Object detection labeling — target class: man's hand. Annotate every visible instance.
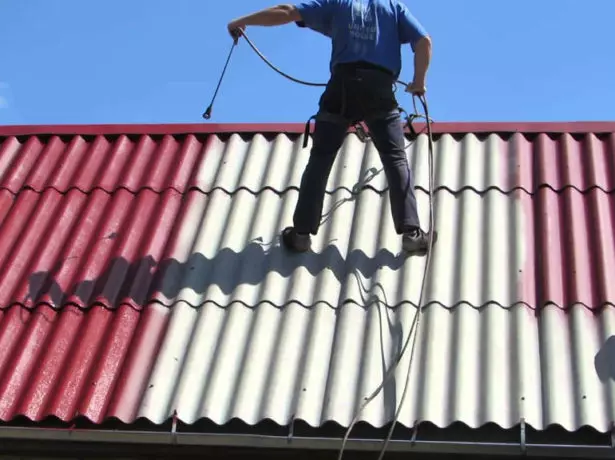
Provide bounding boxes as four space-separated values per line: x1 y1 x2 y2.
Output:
227 19 246 42
405 81 426 96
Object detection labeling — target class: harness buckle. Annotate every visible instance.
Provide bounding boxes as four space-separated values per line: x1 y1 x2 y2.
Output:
354 122 369 142
399 107 419 139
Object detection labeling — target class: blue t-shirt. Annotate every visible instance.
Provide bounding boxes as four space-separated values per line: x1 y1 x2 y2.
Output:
294 0 428 78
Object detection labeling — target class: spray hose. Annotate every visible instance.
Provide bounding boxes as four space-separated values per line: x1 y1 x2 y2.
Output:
203 30 437 460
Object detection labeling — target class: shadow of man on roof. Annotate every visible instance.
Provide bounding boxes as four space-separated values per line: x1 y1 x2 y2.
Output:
154 239 407 300
595 335 615 382
20 164 406 310
22 239 408 311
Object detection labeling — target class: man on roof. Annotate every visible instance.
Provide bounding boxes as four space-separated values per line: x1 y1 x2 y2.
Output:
227 0 435 255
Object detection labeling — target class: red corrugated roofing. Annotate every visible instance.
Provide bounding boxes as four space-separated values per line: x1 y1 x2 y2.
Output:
0 304 168 423
0 188 189 311
0 122 614 432
1 124 615 194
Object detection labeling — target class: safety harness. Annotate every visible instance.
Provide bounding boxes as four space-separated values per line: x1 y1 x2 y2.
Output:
204 34 433 148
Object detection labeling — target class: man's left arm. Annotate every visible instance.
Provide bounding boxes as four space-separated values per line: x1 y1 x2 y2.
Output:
227 4 303 38
228 1 333 38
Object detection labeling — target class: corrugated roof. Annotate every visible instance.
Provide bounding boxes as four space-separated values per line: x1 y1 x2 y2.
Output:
0 122 614 438
2 301 615 433
2 125 615 193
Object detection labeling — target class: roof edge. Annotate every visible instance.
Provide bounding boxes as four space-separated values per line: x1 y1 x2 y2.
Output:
0 424 612 459
1 121 614 137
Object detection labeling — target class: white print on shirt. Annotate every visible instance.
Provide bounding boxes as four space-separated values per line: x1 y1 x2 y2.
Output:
349 0 376 42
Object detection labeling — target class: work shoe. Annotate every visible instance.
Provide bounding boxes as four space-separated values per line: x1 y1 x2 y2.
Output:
281 226 311 253
402 227 437 254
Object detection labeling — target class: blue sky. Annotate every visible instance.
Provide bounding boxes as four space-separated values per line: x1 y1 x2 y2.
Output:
1 0 613 125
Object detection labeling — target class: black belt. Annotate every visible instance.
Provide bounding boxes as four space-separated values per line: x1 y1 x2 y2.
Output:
334 61 395 77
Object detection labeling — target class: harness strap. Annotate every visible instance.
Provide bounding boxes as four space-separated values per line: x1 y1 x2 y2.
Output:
398 107 419 139
303 112 372 148
303 71 413 148
303 115 316 148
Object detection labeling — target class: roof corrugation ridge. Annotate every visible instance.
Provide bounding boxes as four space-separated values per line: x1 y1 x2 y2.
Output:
2 298 615 313
2 184 615 195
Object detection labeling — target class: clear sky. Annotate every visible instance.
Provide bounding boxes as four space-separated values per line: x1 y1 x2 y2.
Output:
1 0 613 125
